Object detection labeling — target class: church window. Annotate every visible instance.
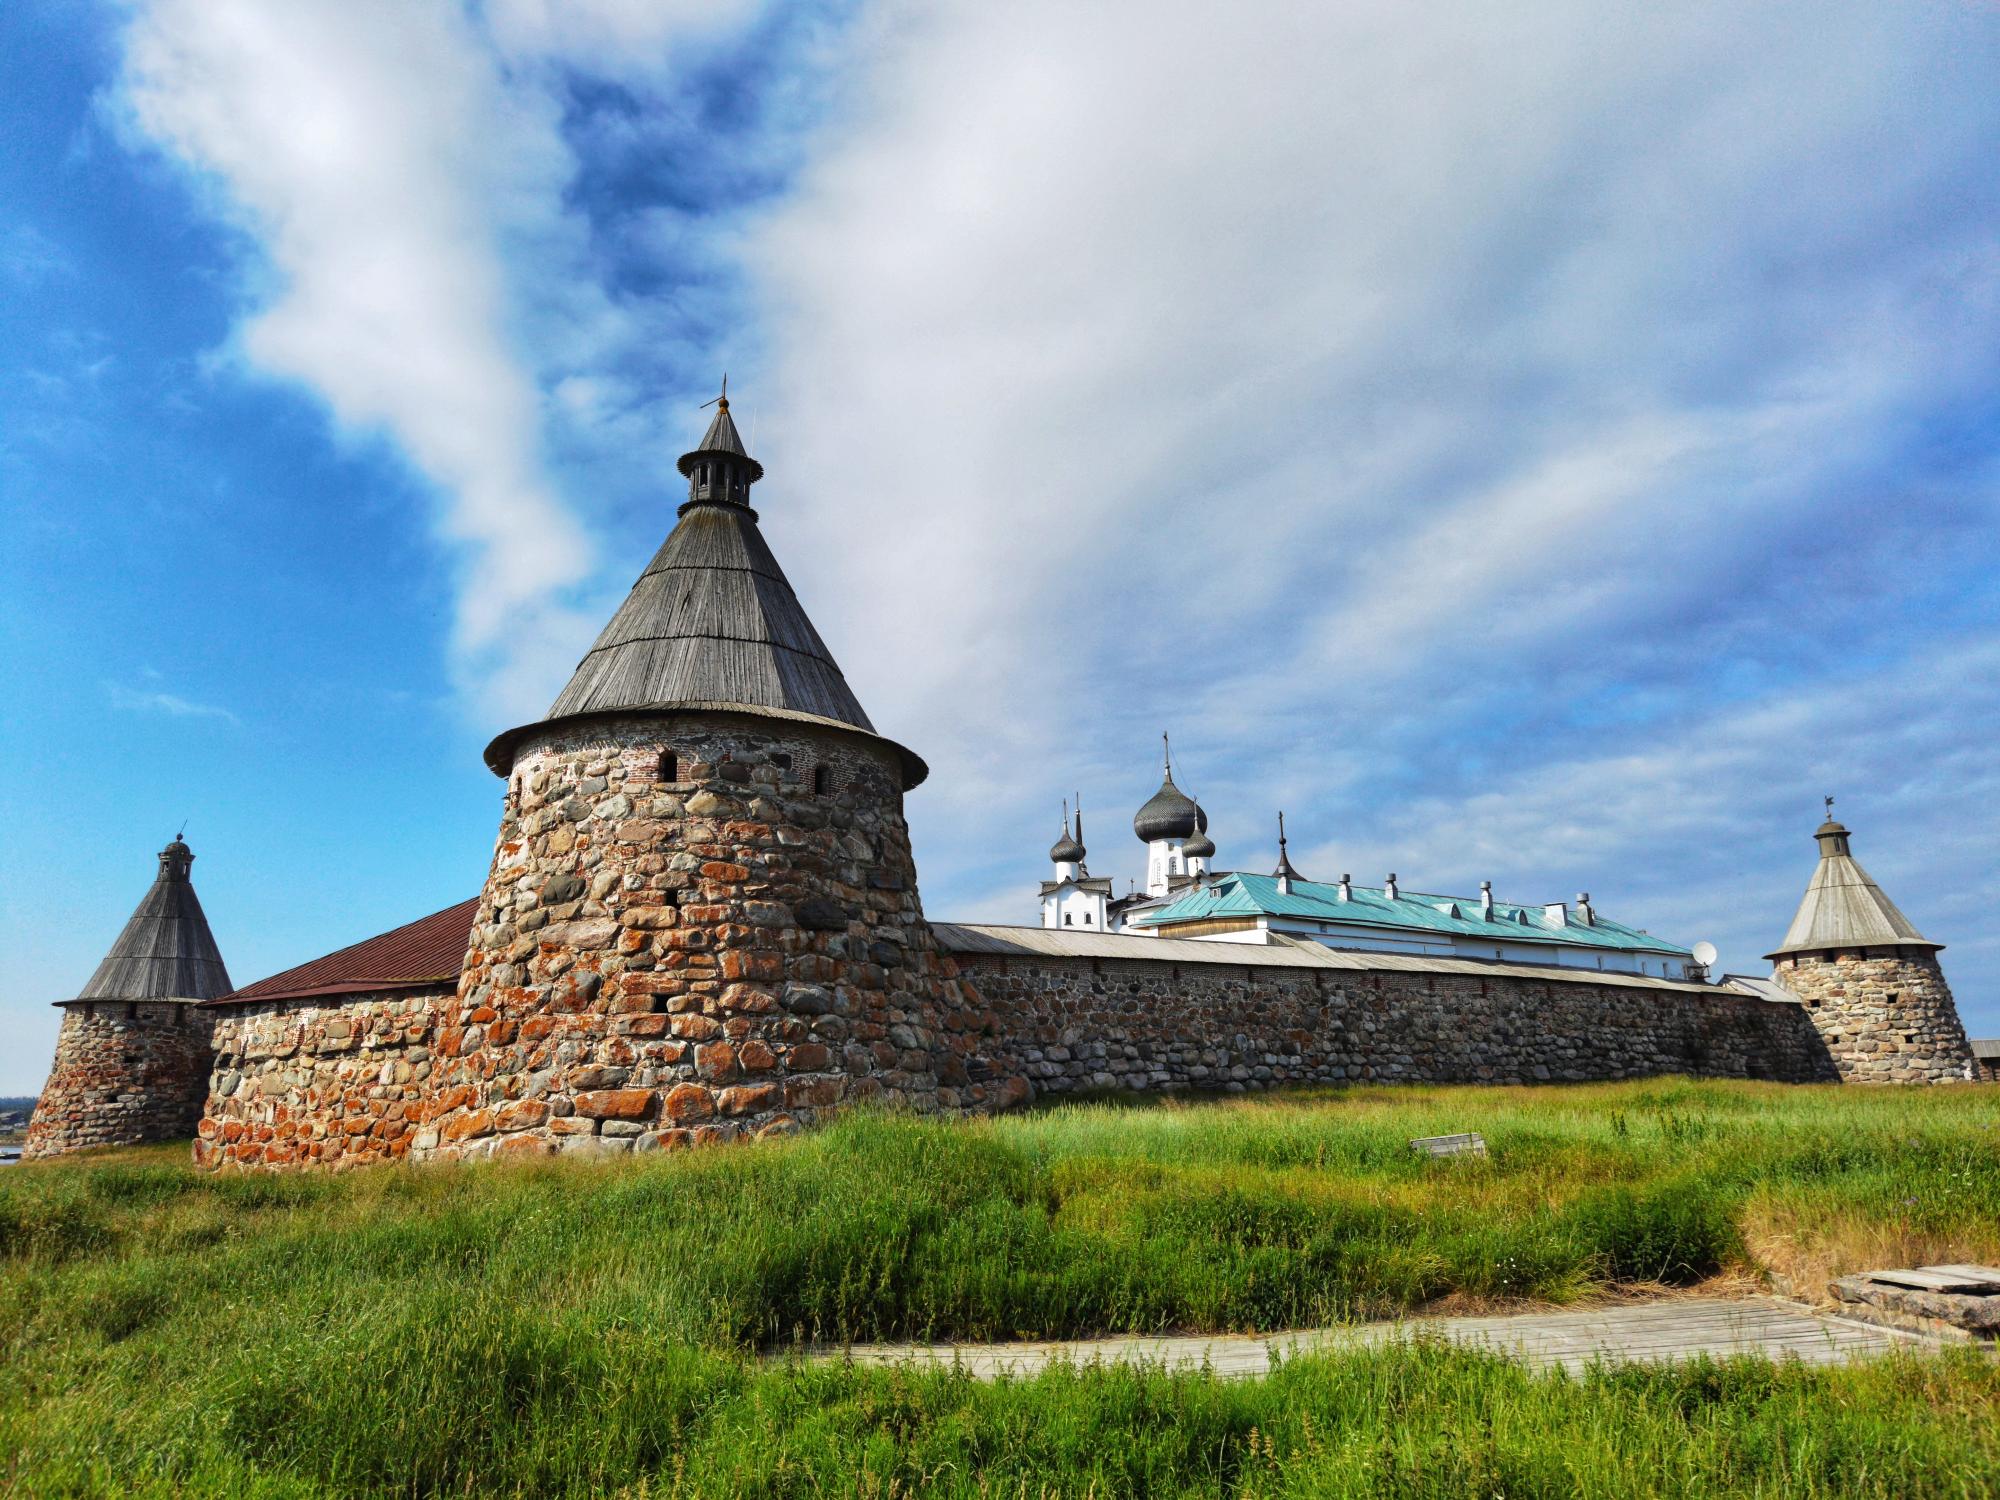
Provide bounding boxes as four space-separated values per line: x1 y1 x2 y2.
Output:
1083 911 1093 925
1063 913 1073 926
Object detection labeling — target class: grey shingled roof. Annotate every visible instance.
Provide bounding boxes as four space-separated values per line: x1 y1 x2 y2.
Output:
676 401 762 480
1766 821 1939 958
484 401 924 783
71 841 232 1003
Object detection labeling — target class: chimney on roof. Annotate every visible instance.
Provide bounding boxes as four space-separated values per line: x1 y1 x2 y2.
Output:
1480 880 1493 919
1338 873 1352 902
1576 892 1594 925
1384 873 1399 900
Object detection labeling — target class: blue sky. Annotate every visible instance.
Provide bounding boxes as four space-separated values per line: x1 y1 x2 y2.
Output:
3 0 1997 1094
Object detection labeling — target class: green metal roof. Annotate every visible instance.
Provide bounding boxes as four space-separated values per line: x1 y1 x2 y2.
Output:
1132 872 1691 956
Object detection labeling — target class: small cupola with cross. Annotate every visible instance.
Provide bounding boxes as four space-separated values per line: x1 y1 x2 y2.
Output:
677 377 765 512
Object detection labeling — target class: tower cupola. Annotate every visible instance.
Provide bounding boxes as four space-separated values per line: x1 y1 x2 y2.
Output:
482 380 924 787
1767 801 1939 959
676 379 764 511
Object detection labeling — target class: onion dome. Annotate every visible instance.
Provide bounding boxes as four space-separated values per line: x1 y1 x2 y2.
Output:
1182 809 1215 861
1050 801 1086 865
1272 811 1302 882
1133 733 1199 842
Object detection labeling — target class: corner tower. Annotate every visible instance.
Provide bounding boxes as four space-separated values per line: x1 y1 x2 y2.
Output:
23 839 229 1159
421 391 1019 1158
1767 809 1974 1084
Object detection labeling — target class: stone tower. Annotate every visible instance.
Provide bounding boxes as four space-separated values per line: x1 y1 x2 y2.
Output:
1767 814 1974 1083
23 839 231 1159
417 392 1020 1159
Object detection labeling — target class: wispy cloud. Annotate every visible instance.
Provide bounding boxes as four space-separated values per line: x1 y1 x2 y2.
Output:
91 1 2000 1025
107 681 239 724
1 224 75 284
114 0 608 720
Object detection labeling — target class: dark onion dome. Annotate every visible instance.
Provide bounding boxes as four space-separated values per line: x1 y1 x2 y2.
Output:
1050 805 1085 864
1182 816 1216 861
1134 771 1199 842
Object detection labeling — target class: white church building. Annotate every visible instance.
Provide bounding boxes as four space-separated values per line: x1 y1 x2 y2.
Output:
1038 739 1700 982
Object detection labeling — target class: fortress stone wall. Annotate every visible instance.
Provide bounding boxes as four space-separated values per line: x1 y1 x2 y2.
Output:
187 938 1850 1169
1773 951 1975 1084
23 1001 216 1161
408 712 1025 1162
194 990 438 1171
955 950 1840 1092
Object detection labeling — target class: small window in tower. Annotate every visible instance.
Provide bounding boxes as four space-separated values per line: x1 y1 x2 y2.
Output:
660 750 681 783
813 765 834 796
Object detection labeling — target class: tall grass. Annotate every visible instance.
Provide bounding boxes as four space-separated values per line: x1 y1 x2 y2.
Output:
4 1080 1999 1495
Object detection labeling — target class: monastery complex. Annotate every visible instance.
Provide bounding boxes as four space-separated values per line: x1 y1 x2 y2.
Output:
22 397 1986 1164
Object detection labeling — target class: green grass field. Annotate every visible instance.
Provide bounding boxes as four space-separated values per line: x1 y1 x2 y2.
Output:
4 1080 1999 1496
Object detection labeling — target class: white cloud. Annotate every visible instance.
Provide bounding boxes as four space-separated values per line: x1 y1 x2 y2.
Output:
115 0 611 719
95 0 2000 1021
107 680 240 724
738 2 2000 933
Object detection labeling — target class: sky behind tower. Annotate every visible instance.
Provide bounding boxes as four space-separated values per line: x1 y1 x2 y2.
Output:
3 1 1998 1092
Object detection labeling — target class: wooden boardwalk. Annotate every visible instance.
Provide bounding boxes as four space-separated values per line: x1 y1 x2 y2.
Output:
819 1297 1945 1380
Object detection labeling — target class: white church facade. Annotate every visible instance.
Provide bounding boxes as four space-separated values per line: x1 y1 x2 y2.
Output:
1040 739 1700 982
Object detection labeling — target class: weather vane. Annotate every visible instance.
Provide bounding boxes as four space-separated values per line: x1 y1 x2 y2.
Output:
1824 794 1835 821
699 373 728 411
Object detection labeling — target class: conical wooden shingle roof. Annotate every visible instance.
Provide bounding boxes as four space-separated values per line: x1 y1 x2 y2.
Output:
74 840 233 1002
484 393 924 783
1765 819 1940 958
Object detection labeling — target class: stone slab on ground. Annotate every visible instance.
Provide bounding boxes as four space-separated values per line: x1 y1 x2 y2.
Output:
814 1297 1947 1381
1831 1267 2000 1341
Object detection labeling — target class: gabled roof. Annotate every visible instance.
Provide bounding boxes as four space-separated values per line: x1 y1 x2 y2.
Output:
72 840 233 1002
1766 820 1938 958
484 398 924 784
213 897 478 1006
1131 871 1690 955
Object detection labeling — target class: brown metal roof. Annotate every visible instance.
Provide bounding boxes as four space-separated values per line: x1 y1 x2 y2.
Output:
213 898 477 1005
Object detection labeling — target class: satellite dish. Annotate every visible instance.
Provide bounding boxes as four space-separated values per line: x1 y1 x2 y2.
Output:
1691 941 1719 969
